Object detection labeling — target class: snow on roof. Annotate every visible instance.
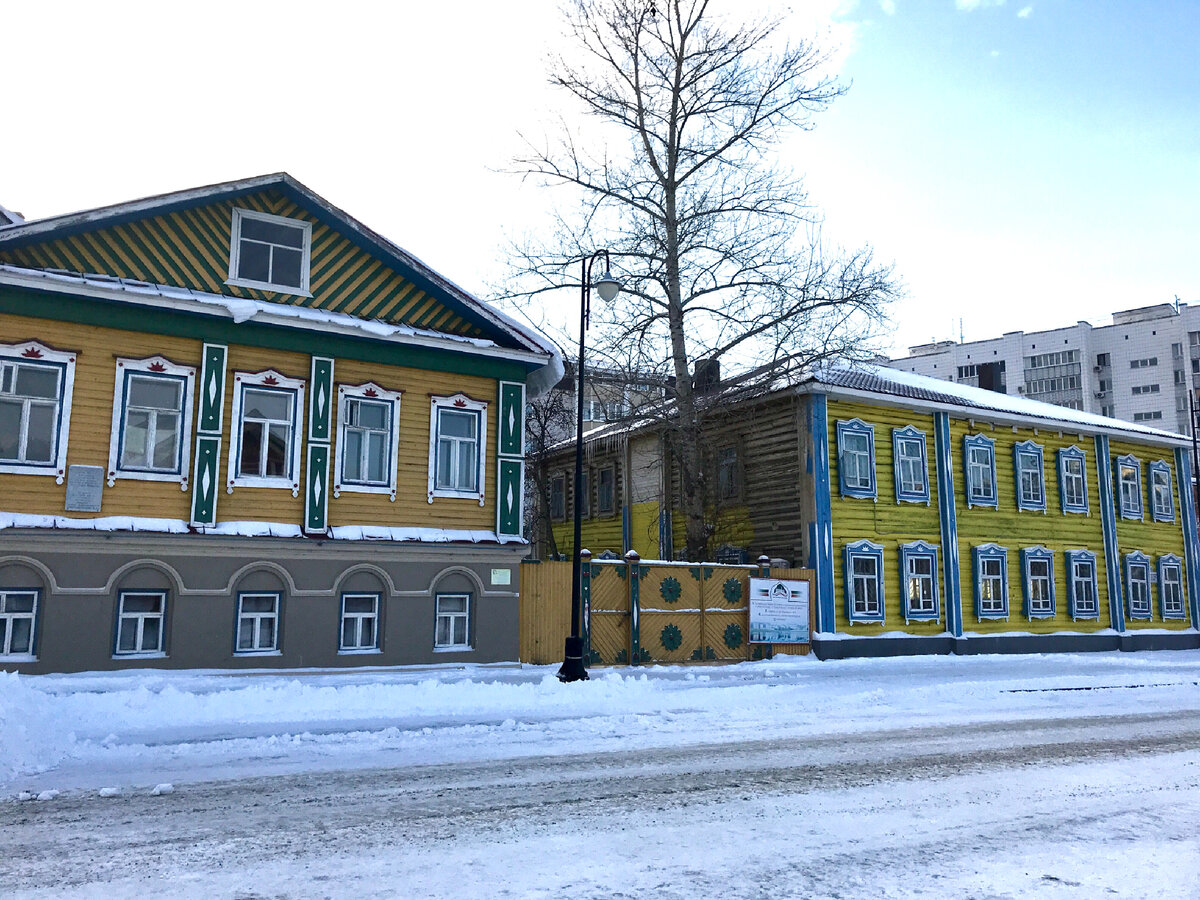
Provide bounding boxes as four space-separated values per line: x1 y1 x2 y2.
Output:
544 359 1189 453
0 173 561 371
0 262 522 354
809 362 1187 444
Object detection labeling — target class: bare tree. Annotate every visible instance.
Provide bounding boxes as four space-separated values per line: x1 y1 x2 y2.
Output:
505 0 897 560
524 376 576 558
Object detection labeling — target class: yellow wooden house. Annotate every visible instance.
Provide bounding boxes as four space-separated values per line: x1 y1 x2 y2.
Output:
545 363 1200 657
0 174 559 673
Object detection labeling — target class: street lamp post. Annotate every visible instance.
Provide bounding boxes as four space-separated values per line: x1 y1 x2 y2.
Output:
558 250 622 683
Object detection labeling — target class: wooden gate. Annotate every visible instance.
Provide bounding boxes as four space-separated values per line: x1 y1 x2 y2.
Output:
519 557 814 666
588 560 631 665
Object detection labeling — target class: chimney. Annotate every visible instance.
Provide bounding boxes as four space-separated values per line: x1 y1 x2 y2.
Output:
0 203 25 228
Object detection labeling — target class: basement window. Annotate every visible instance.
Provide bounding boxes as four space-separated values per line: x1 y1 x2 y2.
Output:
228 208 312 295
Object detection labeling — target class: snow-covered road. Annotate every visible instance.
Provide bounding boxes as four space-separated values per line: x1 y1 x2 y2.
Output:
4 652 1200 897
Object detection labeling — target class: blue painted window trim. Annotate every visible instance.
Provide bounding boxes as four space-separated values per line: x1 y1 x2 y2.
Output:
1056 445 1089 515
892 426 930 504
963 433 998 509
1116 454 1143 520
973 543 1009 620
1064 550 1100 620
1013 441 1046 512
1020 546 1056 619
1124 551 1152 620
844 539 885 624
1157 554 1185 620
899 540 939 622
1149 460 1175 523
836 419 876 499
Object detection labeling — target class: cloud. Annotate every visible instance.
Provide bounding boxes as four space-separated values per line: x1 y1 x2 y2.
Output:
1017 4 1033 16
990 49 1000 56
879 0 896 14
954 0 1005 10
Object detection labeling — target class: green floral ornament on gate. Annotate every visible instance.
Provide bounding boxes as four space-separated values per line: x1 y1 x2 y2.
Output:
660 623 683 651
660 576 682 603
723 577 742 604
724 623 743 650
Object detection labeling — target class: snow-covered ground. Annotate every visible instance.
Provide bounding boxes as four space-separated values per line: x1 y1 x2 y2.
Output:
4 651 1200 897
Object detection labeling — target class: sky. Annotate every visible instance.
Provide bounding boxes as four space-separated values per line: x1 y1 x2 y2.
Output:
2 0 1196 358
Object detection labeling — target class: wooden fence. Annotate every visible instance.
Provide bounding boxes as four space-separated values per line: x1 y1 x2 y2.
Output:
519 555 815 666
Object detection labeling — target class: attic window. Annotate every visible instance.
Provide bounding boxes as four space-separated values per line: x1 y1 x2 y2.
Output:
228 208 312 295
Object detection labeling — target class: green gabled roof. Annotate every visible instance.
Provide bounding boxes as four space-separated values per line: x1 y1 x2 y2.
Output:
0 173 541 353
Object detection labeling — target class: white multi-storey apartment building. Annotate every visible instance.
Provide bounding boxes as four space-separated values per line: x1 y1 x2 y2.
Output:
890 302 1200 436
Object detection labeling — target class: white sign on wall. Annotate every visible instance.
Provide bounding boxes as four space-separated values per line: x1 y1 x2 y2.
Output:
749 578 811 644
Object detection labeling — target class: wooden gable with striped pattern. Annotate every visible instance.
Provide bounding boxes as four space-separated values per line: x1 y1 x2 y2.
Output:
0 188 485 338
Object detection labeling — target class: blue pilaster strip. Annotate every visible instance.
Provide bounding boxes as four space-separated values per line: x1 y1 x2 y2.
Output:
1095 435 1125 632
934 412 963 637
1174 448 1200 630
810 393 835 633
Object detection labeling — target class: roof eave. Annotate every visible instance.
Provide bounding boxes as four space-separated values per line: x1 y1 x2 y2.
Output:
798 380 1190 448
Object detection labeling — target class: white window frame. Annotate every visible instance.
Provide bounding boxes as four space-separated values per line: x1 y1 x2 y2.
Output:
0 588 38 659
333 382 402 501
1124 551 1152 620
1158 555 1185 620
226 207 313 296
899 540 939 623
836 419 876 499
963 433 997 509
0 340 77 483
235 592 281 654
427 393 487 505
1116 454 1143 520
1020 546 1056 619
1057 445 1089 515
339 592 381 653
1149 460 1175 523
1065 550 1100 620
974 543 1009 620
434 593 471 651
106 356 196 488
844 539 885 624
892 426 929 504
1013 441 1046 512
114 590 167 657
227 370 306 495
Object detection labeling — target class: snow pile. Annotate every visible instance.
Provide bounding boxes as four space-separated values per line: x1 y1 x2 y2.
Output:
0 671 76 781
4 653 1200 793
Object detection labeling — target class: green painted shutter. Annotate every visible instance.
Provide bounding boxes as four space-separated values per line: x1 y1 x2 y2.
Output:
497 459 523 535
190 344 227 527
499 381 525 457
496 381 525 538
304 357 334 534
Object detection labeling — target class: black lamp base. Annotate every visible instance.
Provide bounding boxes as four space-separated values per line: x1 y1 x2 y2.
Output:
557 635 589 682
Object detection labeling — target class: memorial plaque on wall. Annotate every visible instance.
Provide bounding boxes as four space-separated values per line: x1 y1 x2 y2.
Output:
65 465 105 512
